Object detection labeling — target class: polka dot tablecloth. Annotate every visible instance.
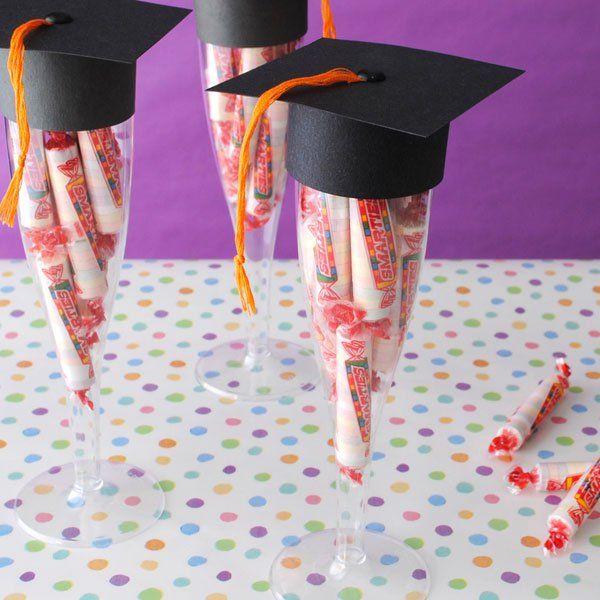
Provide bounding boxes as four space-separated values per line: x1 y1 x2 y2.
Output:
0 259 598 600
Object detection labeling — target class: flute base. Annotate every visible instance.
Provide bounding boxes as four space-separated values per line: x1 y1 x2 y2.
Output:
196 338 319 401
14 461 165 548
270 529 430 600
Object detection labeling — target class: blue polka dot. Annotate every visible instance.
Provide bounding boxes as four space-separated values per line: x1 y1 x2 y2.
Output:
413 404 428 413
197 453 214 463
282 535 300 547
128 358 143 366
249 496 266 507
572 404 587 413
478 277 492 284
211 298 224 305
372 452 385 461
497 349 512 357
23 427 40 437
431 358 446 366
251 406 267 415
188 555 207 567
429 495 446 506
555 284 568 292
366 522 385 532
491 297 504 305
448 435 465 444
140 285 154 293
25 454 41 463
380 554 399 565
107 332 120 340
190 426 207 436
280 285 293 292
544 331 558 339
205 278 218 285
112 437 129 447
281 436 298 446
469 534 488 546
180 523 200 535
512 370 527 378
538 450 554 459
570 553 588 564
0 525 13 536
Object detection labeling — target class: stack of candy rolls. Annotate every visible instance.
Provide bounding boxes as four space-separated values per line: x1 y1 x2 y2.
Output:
204 41 297 230
506 462 593 494
544 457 600 556
8 124 126 409
298 185 430 483
488 359 571 458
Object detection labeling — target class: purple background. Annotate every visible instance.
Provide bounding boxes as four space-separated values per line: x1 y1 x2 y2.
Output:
0 0 598 259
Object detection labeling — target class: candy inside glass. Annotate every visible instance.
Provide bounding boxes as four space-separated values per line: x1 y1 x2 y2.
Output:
6 119 165 547
270 184 432 599
195 40 319 401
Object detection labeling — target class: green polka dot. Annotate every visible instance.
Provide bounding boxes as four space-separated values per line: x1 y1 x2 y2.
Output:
100 387 112 396
5 392 24 403
535 585 559 599
404 537 424 549
226 360 242 368
175 319 193 328
448 578 467 590
252 581 270 592
166 393 184 403
118 521 139 533
222 439 240 449
0 349 14 357
30 318 47 328
370 576 387 586
529 359 545 367
135 425 153 435
305 520 325 532
414 386 428 394
556 436 574 446
51 439 70 449
429 471 445 480
158 276 174 284
338 587 363 600
464 319 480 327
542 313 555 320
113 313 127 321
255 473 271 482
53 580 73 591
568 275 582 283
138 588 163 600
433 275 447 283
483 392 501 401
21 276 33 284
215 538 235 551
569 386 583 394
390 437 408 447
507 286 521 294
301 424 319 434
448 348 463 357
256 386 272 395
25 540 45 552
158 480 175 492
149 349 165 357
488 518 508 531
466 423 484 433
589 535 600 547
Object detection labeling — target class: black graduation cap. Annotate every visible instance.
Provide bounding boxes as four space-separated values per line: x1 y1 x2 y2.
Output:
195 0 307 49
211 38 524 198
0 0 190 131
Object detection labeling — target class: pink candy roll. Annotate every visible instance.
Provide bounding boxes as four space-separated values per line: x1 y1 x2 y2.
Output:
488 359 571 458
349 199 398 321
506 462 593 494
77 128 124 234
205 44 238 120
544 458 600 556
335 322 373 485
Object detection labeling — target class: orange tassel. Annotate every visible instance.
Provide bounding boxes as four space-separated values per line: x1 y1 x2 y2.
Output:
234 68 363 314
321 0 337 39
0 18 52 227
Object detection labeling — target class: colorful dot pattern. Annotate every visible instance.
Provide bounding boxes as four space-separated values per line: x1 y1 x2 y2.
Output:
0 259 598 599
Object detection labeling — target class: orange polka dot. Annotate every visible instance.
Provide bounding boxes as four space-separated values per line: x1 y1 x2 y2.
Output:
459 510 473 519
179 287 193 295
177 300 189 308
206 594 227 600
512 321 527 330
570 342 581 349
327 438 334 447
558 298 572 306
281 454 298 464
145 539 165 551
279 299 293 307
88 559 108 570
473 555 492 567
139 271 150 277
125 373 140 380
281 557 302 569
521 536 540 547
458 300 470 307
109 455 127 463
141 560 158 571
545 270 556 276
224 322 239 331
138 299 152 307
214 484 232 495
473 359 489 367
170 360 186 368
0 299 9 307
525 556 542 568
423 342 436 349
274 270 286 277
0 440 6 449
167 374 181 381
439 416 453 424
457 286 470 294
475 373 490 381
496 454 512 463
276 417 290 425
17 360 32 368
156 456 170 465
91 512 108 521
126 343 139 350
159 438 176 448
34 484 53 494
11 374 24 382
111 418 125 426
434 371 449 380
593 285 600 293
420 299 434 307
280 372 296 381
586 371 600 379
276 511 292 521
451 453 469 463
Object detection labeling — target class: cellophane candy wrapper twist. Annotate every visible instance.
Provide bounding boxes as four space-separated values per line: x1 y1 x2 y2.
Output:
203 41 298 230
506 461 593 494
543 457 600 556
7 120 131 410
488 358 571 458
298 184 430 484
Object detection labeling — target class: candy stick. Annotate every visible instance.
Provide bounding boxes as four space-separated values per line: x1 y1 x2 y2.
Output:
37 252 94 409
335 320 372 485
544 457 600 556
77 128 123 235
349 198 398 321
488 359 571 458
506 462 593 494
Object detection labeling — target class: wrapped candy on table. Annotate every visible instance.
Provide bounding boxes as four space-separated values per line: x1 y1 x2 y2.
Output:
506 462 593 494
544 458 600 556
488 359 571 458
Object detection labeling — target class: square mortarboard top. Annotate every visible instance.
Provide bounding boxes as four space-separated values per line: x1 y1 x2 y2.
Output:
211 38 524 199
0 0 190 131
195 0 307 49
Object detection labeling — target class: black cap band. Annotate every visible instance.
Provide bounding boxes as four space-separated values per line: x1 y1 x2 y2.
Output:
195 0 307 48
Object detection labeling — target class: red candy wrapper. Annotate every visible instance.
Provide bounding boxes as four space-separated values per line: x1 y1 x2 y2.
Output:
506 462 592 494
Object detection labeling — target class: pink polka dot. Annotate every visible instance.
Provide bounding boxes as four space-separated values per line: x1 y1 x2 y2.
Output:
431 262 443 267
125 496 141 506
220 512 238 522
153 332 165 339
525 342 538 349
463 404 477 412
590 330 599 338
302 405 316 413
140 406 154 414
403 511 420 521
231 341 245 350
226 418 241 426
484 494 500 504
300 332 311 339
6 332 18 339
35 512 53 523
60 419 69 428
445 331 457 338
164 262 175 268
389 417 405 425
551 416 566 424
306 495 321 505
505 270 517 276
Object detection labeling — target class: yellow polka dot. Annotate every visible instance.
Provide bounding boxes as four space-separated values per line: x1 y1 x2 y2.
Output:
111 418 125 426
274 270 286 277
179 287 193 295
458 300 470 307
206 594 228 600
224 322 239 331
91 512 108 521
141 560 158 571
159 438 176 448
475 373 490 381
145 539 165 551
125 373 140 380
214 483 232 495
423 342 436 349
276 417 290 425
391 481 409 493
451 452 469 463
176 300 189 308
406 592 427 600
434 371 449 380
276 511 292 521
473 555 492 567
327 454 336 464
156 456 170 465
457 286 470 294
4 594 26 600
459 510 473 519
33 484 53 495
281 557 301 569
279 299 293 307
139 271 150 277
88 559 108 570
11 374 24 382
219 397 235 405
521 535 540 547
439 416 453 424
558 298 572 306
126 343 139 350
280 371 296 381
109 455 127 463
512 321 527 330
525 556 542 568
138 299 152 307
167 374 181 381
281 454 298 464
570 342 581 348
